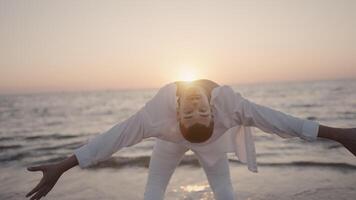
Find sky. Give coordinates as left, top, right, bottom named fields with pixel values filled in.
left=0, top=0, right=356, bottom=94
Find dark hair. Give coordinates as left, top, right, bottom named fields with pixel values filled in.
left=179, top=121, right=214, bottom=143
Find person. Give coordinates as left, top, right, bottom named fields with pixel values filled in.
left=26, top=79, right=356, bottom=200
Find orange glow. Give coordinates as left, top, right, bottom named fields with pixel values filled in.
left=1, top=1, right=356, bottom=94
left=177, top=65, right=199, bottom=82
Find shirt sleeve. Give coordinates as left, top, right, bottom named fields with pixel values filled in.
left=73, top=107, right=154, bottom=168
left=226, top=87, right=319, bottom=141
left=73, top=83, right=176, bottom=169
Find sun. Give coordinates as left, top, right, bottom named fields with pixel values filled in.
left=178, top=66, right=198, bottom=82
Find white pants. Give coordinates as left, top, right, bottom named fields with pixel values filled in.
left=144, top=139, right=235, bottom=200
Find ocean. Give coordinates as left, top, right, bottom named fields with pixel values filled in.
left=1, top=79, right=356, bottom=199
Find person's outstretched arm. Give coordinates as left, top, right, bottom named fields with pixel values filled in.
left=317, top=125, right=356, bottom=156
left=26, top=155, right=78, bottom=200
left=226, top=87, right=356, bottom=156
left=26, top=83, right=173, bottom=199
left=26, top=107, right=154, bottom=200
left=26, top=109, right=154, bottom=199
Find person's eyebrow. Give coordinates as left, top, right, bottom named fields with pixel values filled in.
left=199, top=108, right=208, bottom=112
left=183, top=114, right=209, bottom=120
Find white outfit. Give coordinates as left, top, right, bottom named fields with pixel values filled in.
left=74, top=82, right=319, bottom=199
left=144, top=139, right=235, bottom=200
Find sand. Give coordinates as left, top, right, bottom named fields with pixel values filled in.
left=2, top=161, right=356, bottom=200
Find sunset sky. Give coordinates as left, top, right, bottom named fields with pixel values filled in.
left=1, top=0, right=355, bottom=94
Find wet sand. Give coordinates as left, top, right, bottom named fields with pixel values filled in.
left=3, top=162, right=356, bottom=200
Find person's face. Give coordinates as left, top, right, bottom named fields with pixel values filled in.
left=177, top=85, right=212, bottom=128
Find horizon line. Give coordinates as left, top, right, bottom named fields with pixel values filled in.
left=1, top=77, right=355, bottom=96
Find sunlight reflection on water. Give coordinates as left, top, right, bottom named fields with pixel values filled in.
left=172, top=183, right=214, bottom=200
left=180, top=184, right=209, bottom=192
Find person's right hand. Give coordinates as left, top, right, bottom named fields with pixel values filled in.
left=26, top=163, right=63, bottom=200
left=337, top=128, right=356, bottom=157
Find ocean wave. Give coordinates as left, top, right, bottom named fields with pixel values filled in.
left=88, top=155, right=200, bottom=169
left=327, top=144, right=342, bottom=149
left=33, top=141, right=83, bottom=151
left=29, top=156, right=69, bottom=166
left=342, top=111, right=356, bottom=115
left=0, top=144, right=22, bottom=150
left=256, top=152, right=278, bottom=157
left=0, top=152, right=31, bottom=162
left=24, top=133, right=83, bottom=141
left=0, top=136, right=15, bottom=142
left=47, top=156, right=355, bottom=171
left=254, top=161, right=356, bottom=171
left=31, top=107, right=50, bottom=117
left=45, top=121, right=63, bottom=126
left=289, top=104, right=321, bottom=108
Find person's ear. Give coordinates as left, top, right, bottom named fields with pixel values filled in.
left=176, top=97, right=181, bottom=120
left=176, top=109, right=180, bottom=121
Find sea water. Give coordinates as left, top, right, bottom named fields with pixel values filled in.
left=1, top=79, right=356, bottom=199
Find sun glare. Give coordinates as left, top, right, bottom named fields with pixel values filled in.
left=178, top=66, right=198, bottom=82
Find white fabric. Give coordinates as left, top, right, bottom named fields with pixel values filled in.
left=144, top=139, right=187, bottom=200
left=144, top=139, right=235, bottom=200
left=74, top=82, right=320, bottom=173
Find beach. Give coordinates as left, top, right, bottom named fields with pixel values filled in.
left=1, top=159, right=356, bottom=199
left=1, top=79, right=356, bottom=199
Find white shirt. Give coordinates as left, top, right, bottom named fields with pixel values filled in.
left=74, top=82, right=319, bottom=172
